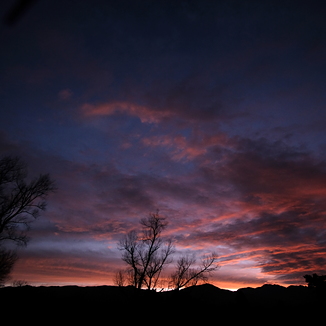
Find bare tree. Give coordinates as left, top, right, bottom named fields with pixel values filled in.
left=118, top=230, right=140, bottom=287
left=143, top=238, right=174, bottom=290
left=0, top=156, right=55, bottom=284
left=12, top=279, right=29, bottom=287
left=118, top=211, right=174, bottom=290
left=0, top=156, right=56, bottom=246
left=114, top=269, right=127, bottom=287
left=0, top=248, right=17, bottom=285
left=117, top=211, right=220, bottom=291
left=169, top=252, right=219, bottom=290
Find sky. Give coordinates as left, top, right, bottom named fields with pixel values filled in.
left=1, top=0, right=326, bottom=290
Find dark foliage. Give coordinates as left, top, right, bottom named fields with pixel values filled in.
left=304, top=273, right=326, bottom=289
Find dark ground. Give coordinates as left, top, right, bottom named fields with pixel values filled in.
left=1, top=283, right=324, bottom=322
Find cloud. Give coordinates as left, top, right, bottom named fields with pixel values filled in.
left=12, top=235, right=119, bottom=286
left=81, top=101, right=174, bottom=123
left=142, top=134, right=206, bottom=161
left=141, top=132, right=231, bottom=162
left=58, top=88, right=73, bottom=101
left=2, top=122, right=326, bottom=287
left=170, top=136, right=326, bottom=283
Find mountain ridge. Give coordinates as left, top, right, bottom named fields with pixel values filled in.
left=1, top=282, right=324, bottom=321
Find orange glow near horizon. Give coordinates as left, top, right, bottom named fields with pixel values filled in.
left=10, top=254, right=306, bottom=290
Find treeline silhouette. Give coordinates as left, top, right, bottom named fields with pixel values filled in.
left=2, top=281, right=326, bottom=322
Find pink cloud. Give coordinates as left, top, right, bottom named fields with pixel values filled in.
left=142, top=134, right=206, bottom=161
left=58, top=88, right=73, bottom=101
left=3, top=129, right=326, bottom=289
left=81, top=101, right=173, bottom=123
left=142, top=132, right=231, bottom=161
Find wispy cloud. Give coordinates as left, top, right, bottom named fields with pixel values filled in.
left=81, top=101, right=174, bottom=123
left=3, top=120, right=326, bottom=287
left=141, top=132, right=231, bottom=161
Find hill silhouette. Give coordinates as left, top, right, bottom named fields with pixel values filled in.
left=1, top=283, right=324, bottom=322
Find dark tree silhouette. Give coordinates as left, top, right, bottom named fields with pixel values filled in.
left=169, top=253, right=219, bottom=290
left=304, top=273, right=326, bottom=289
left=0, top=156, right=55, bottom=284
left=0, top=156, right=56, bottom=246
left=118, top=211, right=219, bottom=290
left=0, top=249, right=17, bottom=285
left=12, top=279, right=28, bottom=287
left=118, top=211, right=174, bottom=290
left=114, top=269, right=127, bottom=287
left=4, top=0, right=38, bottom=26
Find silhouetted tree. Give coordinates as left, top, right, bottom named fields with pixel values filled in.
left=0, top=156, right=55, bottom=284
left=118, top=211, right=219, bottom=290
left=304, top=273, right=326, bottom=289
left=114, top=269, right=127, bottom=287
left=0, top=248, right=17, bottom=285
left=169, top=253, right=219, bottom=290
left=0, top=156, right=56, bottom=246
left=118, top=211, right=174, bottom=290
left=12, top=279, right=29, bottom=287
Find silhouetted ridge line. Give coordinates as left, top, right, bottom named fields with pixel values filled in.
left=1, top=283, right=326, bottom=321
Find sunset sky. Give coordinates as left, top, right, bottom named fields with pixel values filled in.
left=1, top=0, right=326, bottom=290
